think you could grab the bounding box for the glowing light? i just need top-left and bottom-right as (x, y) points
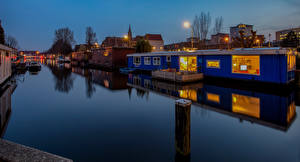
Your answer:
(183, 21), (191, 29)
(124, 35), (128, 39)
(224, 37), (229, 42)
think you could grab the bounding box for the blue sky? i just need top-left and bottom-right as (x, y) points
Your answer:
(1, 0), (299, 51)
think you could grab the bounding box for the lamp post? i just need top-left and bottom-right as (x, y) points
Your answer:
(256, 39), (260, 48)
(224, 37), (229, 50)
(183, 21), (193, 50)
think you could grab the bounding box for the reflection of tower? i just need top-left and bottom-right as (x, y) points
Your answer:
(175, 100), (191, 162)
(128, 25), (133, 47)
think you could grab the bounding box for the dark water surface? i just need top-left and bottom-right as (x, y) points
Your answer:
(2, 63), (300, 162)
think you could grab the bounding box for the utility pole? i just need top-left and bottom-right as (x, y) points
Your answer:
(268, 33), (271, 48)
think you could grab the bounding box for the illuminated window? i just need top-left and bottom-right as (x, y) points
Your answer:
(287, 54), (296, 71)
(134, 57), (141, 65)
(206, 93), (220, 103)
(232, 55), (260, 75)
(152, 46), (156, 50)
(160, 46), (163, 50)
(103, 51), (109, 56)
(179, 89), (197, 101)
(153, 57), (161, 65)
(206, 60), (220, 68)
(232, 94), (260, 118)
(144, 57), (151, 65)
(180, 56), (197, 72)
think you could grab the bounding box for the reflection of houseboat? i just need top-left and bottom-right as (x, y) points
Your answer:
(128, 74), (296, 131)
(0, 44), (15, 86)
(0, 83), (16, 137)
(28, 62), (41, 72)
(127, 48), (297, 84)
(71, 67), (128, 90)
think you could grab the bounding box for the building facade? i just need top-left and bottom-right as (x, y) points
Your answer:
(210, 33), (229, 45)
(276, 27), (300, 42)
(144, 34), (164, 52)
(89, 47), (135, 69)
(230, 24), (254, 40)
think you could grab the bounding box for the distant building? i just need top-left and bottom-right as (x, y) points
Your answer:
(19, 51), (40, 56)
(100, 25), (164, 52)
(101, 37), (129, 48)
(144, 34), (164, 52)
(210, 33), (229, 45)
(230, 24), (253, 40)
(89, 47), (135, 69)
(74, 43), (100, 52)
(276, 27), (300, 42)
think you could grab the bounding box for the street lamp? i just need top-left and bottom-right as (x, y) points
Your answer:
(183, 21), (194, 49)
(256, 39), (260, 48)
(124, 35), (128, 40)
(224, 37), (229, 50)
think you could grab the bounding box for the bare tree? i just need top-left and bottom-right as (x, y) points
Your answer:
(49, 27), (75, 55)
(54, 27), (75, 46)
(192, 15), (200, 40)
(213, 16), (223, 34)
(192, 12), (211, 47)
(5, 35), (18, 49)
(85, 26), (97, 47)
(199, 12), (211, 41)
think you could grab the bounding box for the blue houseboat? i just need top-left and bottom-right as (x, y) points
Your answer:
(127, 48), (297, 84)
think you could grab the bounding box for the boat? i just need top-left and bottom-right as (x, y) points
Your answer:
(119, 67), (136, 74)
(28, 62), (41, 71)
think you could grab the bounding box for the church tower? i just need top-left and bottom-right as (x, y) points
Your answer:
(128, 24), (132, 41)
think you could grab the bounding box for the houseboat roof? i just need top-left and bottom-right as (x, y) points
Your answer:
(127, 47), (296, 57)
(0, 44), (15, 52)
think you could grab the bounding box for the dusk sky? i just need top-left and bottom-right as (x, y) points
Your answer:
(1, 0), (300, 51)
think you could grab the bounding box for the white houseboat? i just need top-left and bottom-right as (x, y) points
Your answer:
(0, 44), (14, 86)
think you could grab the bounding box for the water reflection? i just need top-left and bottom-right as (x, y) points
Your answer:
(46, 62), (75, 93)
(0, 83), (16, 138)
(128, 74), (297, 131)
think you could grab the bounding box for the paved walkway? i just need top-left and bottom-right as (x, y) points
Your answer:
(0, 139), (72, 162)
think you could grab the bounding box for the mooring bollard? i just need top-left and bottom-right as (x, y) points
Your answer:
(175, 99), (191, 162)
(175, 99), (192, 108)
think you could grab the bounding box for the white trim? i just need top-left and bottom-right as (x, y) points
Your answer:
(144, 57), (151, 65)
(153, 57), (161, 65)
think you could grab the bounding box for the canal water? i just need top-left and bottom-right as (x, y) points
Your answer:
(2, 62), (300, 162)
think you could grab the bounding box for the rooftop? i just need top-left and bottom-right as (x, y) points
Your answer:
(127, 47), (296, 57)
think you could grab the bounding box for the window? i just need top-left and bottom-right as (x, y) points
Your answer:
(232, 94), (260, 118)
(160, 46), (163, 50)
(134, 57), (141, 65)
(232, 55), (260, 75)
(166, 56), (171, 62)
(152, 46), (156, 50)
(153, 57), (161, 65)
(206, 93), (220, 103)
(287, 54), (296, 71)
(206, 60), (220, 68)
(180, 56), (197, 72)
(144, 57), (151, 65)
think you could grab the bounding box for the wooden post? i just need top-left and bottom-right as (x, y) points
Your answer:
(175, 99), (191, 162)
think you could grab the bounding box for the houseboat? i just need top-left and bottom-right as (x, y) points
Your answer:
(127, 48), (297, 84)
(0, 44), (14, 86)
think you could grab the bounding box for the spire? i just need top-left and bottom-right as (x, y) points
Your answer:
(128, 24), (132, 41)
